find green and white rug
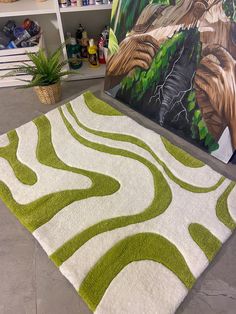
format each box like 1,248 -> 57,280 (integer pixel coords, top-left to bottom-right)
0,92 -> 235,314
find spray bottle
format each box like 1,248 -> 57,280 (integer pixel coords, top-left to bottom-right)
98,34 -> 106,64
88,38 -> 99,68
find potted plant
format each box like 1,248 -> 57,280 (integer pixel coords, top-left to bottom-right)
2,44 -> 75,105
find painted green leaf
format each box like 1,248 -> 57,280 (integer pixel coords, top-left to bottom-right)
108,28 -> 119,56
208,142 -> 219,153
187,91 -> 195,102
111,0 -> 119,20
187,101 -> 195,112
223,0 -> 236,22
121,30 -> 187,99
199,126 -> 208,140
194,110 -> 201,123
204,133 -> 214,146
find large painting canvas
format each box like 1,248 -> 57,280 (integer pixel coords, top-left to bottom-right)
104,0 -> 236,163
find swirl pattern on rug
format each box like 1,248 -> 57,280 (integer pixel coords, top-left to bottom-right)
0,92 -> 235,314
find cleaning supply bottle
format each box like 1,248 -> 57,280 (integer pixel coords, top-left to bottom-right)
71,0 -> 77,6
76,24 -> 84,45
102,25 -> 110,47
98,34 -> 106,64
69,37 -> 82,69
23,19 -> 40,37
88,38 -> 99,68
81,31 -> 89,59
3,20 -> 16,41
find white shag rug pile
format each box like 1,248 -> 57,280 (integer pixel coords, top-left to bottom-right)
0,92 -> 235,314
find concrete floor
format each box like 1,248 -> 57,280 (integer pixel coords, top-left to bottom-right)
0,79 -> 236,314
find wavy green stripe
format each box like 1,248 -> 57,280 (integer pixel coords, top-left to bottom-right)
0,117 -> 120,232
34,115 -> 120,187
216,182 -> 236,231
79,233 -> 195,311
50,107 -> 172,266
83,91 -> 123,116
82,92 -> 224,193
0,130 -> 37,185
189,223 -> 221,261
161,137 -> 204,168
0,183 -> 118,232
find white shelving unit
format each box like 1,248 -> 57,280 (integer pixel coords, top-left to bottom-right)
0,0 -> 112,86
60,3 -> 112,13
68,62 -> 107,80
0,0 -> 55,17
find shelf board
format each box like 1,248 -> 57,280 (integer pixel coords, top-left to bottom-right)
0,75 -> 31,88
60,3 -> 112,13
66,61 -> 106,80
0,0 -> 56,17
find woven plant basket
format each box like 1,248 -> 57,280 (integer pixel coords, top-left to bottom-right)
34,81 -> 61,105
0,0 -> 17,2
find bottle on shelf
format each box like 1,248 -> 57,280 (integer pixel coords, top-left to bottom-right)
1,18 -> 41,49
58,0 -> 112,8
98,33 -> 106,64
23,19 -> 41,37
102,25 -> 109,47
69,37 -> 83,69
59,0 -> 70,8
76,24 -> 84,44
3,20 -> 16,41
88,38 -> 99,68
81,31 -> 89,59
8,27 -> 31,48
71,0 -> 77,6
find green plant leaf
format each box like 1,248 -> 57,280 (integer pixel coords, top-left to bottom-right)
49,42 -> 66,60
16,75 -> 44,88
58,70 -> 79,78
1,43 -> 74,88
